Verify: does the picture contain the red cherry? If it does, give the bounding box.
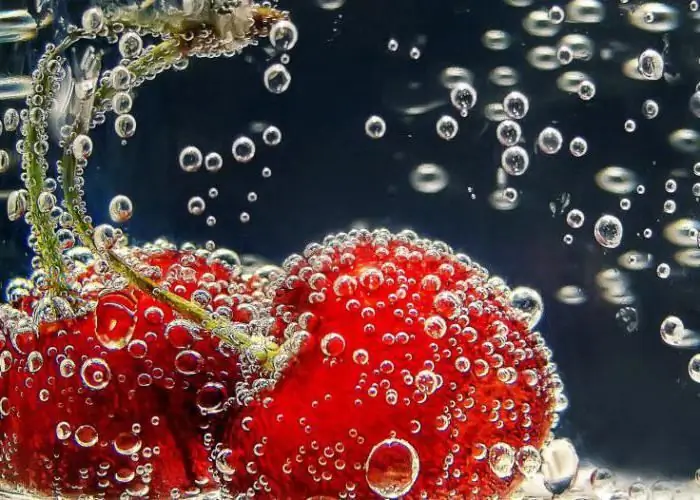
[222,229,562,498]
[0,245,262,497]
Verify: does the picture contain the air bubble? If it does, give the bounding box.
[262,126,282,146]
[638,49,664,80]
[269,20,299,51]
[365,115,386,139]
[187,197,206,216]
[179,146,203,173]
[264,63,292,94]
[501,146,529,176]
[449,83,477,116]
[509,287,544,329]
[436,115,458,140]
[503,91,529,119]
[232,136,256,163]
[80,358,112,390]
[119,32,143,58]
[115,114,136,139]
[365,438,420,499]
[109,195,133,223]
[569,137,588,157]
[496,120,522,147]
[594,214,623,249]
[410,164,448,193]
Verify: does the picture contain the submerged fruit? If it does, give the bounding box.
[221,229,562,498]
[0,243,269,497]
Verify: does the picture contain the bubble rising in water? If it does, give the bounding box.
[187,197,206,216]
[179,146,203,173]
[436,115,458,140]
[594,214,623,249]
[263,63,292,94]
[232,136,256,163]
[410,163,448,194]
[637,48,664,80]
[501,146,529,176]
[108,195,133,223]
[262,125,282,146]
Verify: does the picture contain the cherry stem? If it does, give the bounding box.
[21,4,291,370]
[23,33,84,295]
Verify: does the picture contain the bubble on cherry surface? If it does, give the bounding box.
[80,358,112,390]
[488,442,516,479]
[74,424,99,448]
[364,438,420,499]
[320,332,346,357]
[113,432,142,456]
[55,421,72,441]
[196,382,227,415]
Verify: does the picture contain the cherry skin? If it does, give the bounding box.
[0,244,269,497]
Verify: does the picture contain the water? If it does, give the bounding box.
[0,0,698,498]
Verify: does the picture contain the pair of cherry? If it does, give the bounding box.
[0,229,558,499]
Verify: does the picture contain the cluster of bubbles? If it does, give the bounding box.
[177,124,281,224]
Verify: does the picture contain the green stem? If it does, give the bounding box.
[23,34,83,294]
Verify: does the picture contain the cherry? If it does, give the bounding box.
[0,244,267,497]
[220,229,562,498]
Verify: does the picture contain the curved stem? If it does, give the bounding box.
[50,6,290,371]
